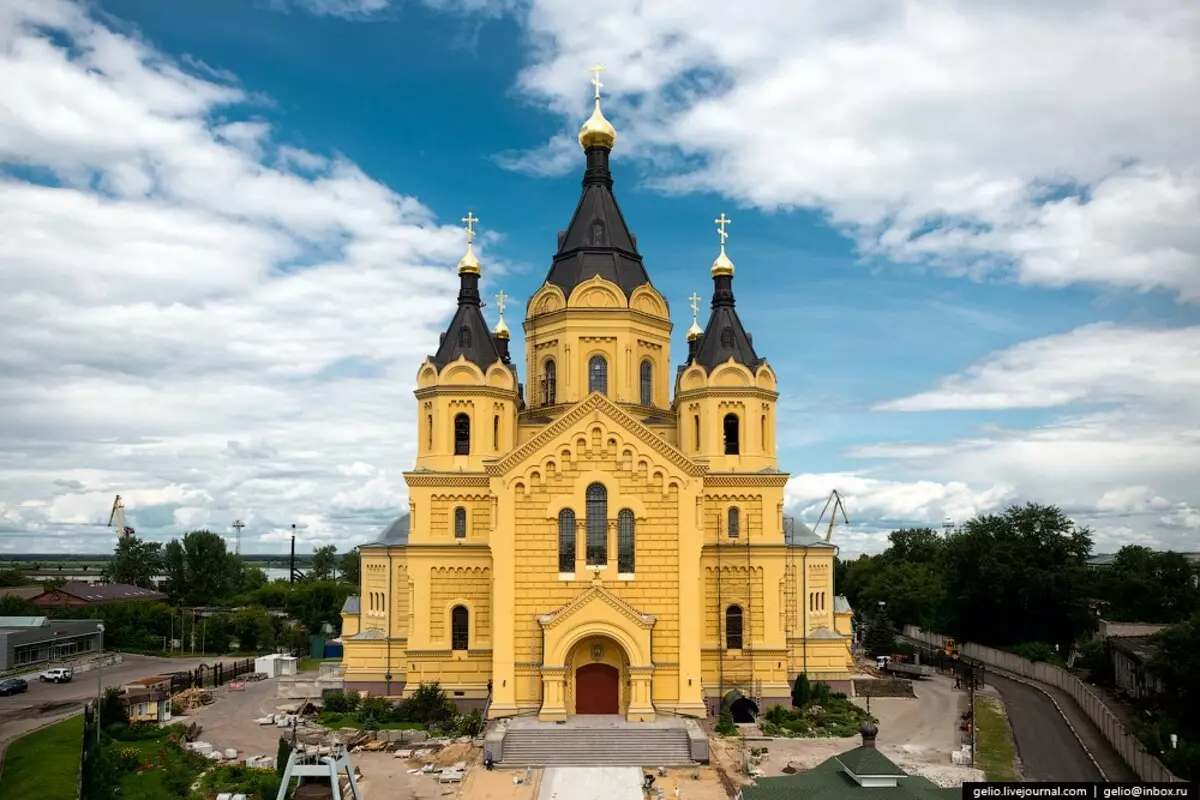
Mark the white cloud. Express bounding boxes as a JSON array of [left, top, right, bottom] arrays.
[[499, 0, 1200, 301], [0, 0, 505, 553]]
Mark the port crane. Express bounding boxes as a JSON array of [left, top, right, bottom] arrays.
[[108, 494, 135, 538], [811, 489, 849, 542]]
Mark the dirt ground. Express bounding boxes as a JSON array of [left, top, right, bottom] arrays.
[[747, 674, 985, 788], [176, 676, 290, 761]]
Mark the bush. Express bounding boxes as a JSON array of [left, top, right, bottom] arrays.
[[791, 674, 810, 708], [356, 696, 395, 729], [1077, 640, 1114, 684], [764, 704, 789, 725], [397, 682, 455, 725], [1009, 642, 1062, 665], [114, 746, 141, 772], [276, 737, 292, 776], [322, 690, 360, 714], [811, 680, 831, 705], [715, 708, 738, 736]]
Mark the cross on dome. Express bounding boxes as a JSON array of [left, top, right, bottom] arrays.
[[715, 213, 732, 247], [590, 62, 606, 101], [462, 211, 479, 245]]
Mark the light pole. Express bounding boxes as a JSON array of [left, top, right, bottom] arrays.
[[96, 622, 105, 746]]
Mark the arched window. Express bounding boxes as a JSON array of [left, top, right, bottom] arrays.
[[426, 414, 433, 449], [725, 605, 744, 650], [454, 413, 470, 455], [761, 414, 767, 450], [558, 509, 577, 573], [585, 482, 607, 566], [618, 509, 635, 573], [542, 359, 557, 405], [451, 605, 469, 651], [693, 415, 700, 451], [588, 355, 608, 396], [454, 507, 467, 539], [493, 415, 500, 451], [458, 326, 472, 347], [639, 360, 653, 406], [728, 507, 740, 539], [723, 413, 740, 455]]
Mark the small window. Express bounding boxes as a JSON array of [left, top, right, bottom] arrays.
[[720, 326, 735, 347], [451, 606, 469, 651], [639, 360, 653, 406], [454, 507, 466, 539], [618, 509, 635, 573], [726, 605, 744, 650], [728, 507, 740, 539], [426, 414, 433, 449], [542, 359, 557, 405], [454, 413, 470, 455], [693, 415, 700, 451], [723, 413, 740, 455], [761, 414, 767, 450], [493, 415, 500, 451], [558, 509, 576, 573], [458, 326, 472, 347], [588, 355, 608, 396], [586, 483, 608, 566]]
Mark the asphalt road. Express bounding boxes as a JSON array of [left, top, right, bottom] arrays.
[[0, 654, 239, 745], [989, 673, 1104, 782]]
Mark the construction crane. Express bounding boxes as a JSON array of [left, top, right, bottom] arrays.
[[811, 489, 849, 542], [108, 494, 135, 538]]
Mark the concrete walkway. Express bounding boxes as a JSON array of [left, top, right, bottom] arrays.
[[538, 767, 643, 800]]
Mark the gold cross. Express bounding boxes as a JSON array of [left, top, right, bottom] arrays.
[[494, 290, 508, 317], [590, 62, 607, 101], [462, 211, 479, 244], [715, 213, 732, 247], [689, 292, 702, 320]]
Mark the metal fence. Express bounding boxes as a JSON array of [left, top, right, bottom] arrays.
[[166, 657, 257, 695], [903, 625, 1185, 783]]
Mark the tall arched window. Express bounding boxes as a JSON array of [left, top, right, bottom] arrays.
[[426, 414, 433, 449], [493, 415, 500, 451], [761, 414, 767, 451], [542, 359, 557, 405], [639, 360, 653, 406], [454, 507, 467, 539], [723, 413, 740, 455], [728, 507, 740, 539], [725, 605, 744, 650], [558, 509, 576, 573], [588, 355, 608, 396], [458, 326, 472, 347], [693, 415, 700, 451], [451, 605, 469, 651], [585, 482, 607, 566], [454, 413, 470, 455], [618, 509, 635, 573]]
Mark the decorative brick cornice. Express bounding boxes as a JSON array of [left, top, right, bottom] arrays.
[[704, 473, 790, 488], [404, 472, 491, 487], [414, 386, 519, 401], [675, 387, 780, 402], [489, 392, 705, 478], [539, 584, 657, 631]]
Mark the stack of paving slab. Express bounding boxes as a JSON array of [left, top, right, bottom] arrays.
[[244, 755, 275, 769], [951, 745, 972, 765], [215, 793, 248, 800]]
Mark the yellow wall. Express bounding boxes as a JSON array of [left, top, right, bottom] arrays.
[[342, 272, 853, 719]]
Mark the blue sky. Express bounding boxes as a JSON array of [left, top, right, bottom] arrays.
[[0, 0, 1197, 556]]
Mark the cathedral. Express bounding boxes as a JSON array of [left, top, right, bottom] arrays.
[[340, 69, 854, 722]]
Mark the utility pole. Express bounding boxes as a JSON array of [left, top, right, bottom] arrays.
[[96, 622, 105, 745], [232, 519, 245, 556]]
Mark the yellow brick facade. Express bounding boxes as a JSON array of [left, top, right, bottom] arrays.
[[342, 107, 853, 720]]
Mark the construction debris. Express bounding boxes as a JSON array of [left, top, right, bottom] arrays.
[[171, 687, 214, 710]]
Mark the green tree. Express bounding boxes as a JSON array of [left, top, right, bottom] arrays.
[[0, 568, 32, 587], [0, 595, 39, 616], [864, 613, 897, 657], [310, 545, 338, 582], [285, 580, 354, 636], [103, 534, 162, 588], [1097, 547, 1200, 624], [232, 607, 276, 652], [791, 674, 810, 708], [941, 503, 1093, 649], [163, 530, 240, 605], [339, 548, 361, 586]]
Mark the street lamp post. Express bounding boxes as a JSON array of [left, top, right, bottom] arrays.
[[96, 622, 105, 746]]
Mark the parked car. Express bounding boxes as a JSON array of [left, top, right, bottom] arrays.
[[0, 677, 28, 695], [39, 667, 73, 684]]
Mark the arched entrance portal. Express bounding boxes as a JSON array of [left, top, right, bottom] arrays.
[[575, 663, 620, 714], [724, 689, 759, 723]]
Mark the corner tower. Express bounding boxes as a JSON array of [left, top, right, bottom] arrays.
[[523, 65, 674, 429], [414, 213, 521, 472], [675, 214, 779, 473]]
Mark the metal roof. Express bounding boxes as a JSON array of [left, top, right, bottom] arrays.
[[53, 582, 167, 602]]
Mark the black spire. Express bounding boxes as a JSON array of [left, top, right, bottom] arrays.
[[692, 269, 763, 372], [543, 145, 652, 299], [430, 265, 504, 372]]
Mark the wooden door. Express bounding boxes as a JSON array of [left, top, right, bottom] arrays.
[[575, 663, 619, 714]]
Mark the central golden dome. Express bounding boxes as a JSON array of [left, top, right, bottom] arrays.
[[579, 98, 617, 150]]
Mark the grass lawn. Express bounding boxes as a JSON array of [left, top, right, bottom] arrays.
[[0, 715, 84, 800], [316, 712, 423, 730], [974, 695, 1020, 781], [297, 656, 341, 672]]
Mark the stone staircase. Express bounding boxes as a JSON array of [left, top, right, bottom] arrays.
[[497, 721, 695, 767]]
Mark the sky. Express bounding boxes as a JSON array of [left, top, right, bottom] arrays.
[[0, 0, 1197, 558]]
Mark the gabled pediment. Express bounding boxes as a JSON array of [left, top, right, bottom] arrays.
[[538, 583, 656, 631], [486, 392, 705, 478]]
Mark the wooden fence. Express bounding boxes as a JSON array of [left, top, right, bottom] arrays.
[[903, 625, 1184, 783]]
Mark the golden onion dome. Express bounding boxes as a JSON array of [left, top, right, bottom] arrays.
[[579, 98, 617, 150], [711, 245, 735, 277], [492, 316, 511, 340], [686, 319, 704, 341], [457, 241, 481, 276]]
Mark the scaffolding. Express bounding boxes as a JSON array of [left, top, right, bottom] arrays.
[[783, 515, 799, 686]]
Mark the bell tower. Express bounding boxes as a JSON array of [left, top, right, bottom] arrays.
[[414, 212, 520, 472], [675, 213, 779, 473]]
